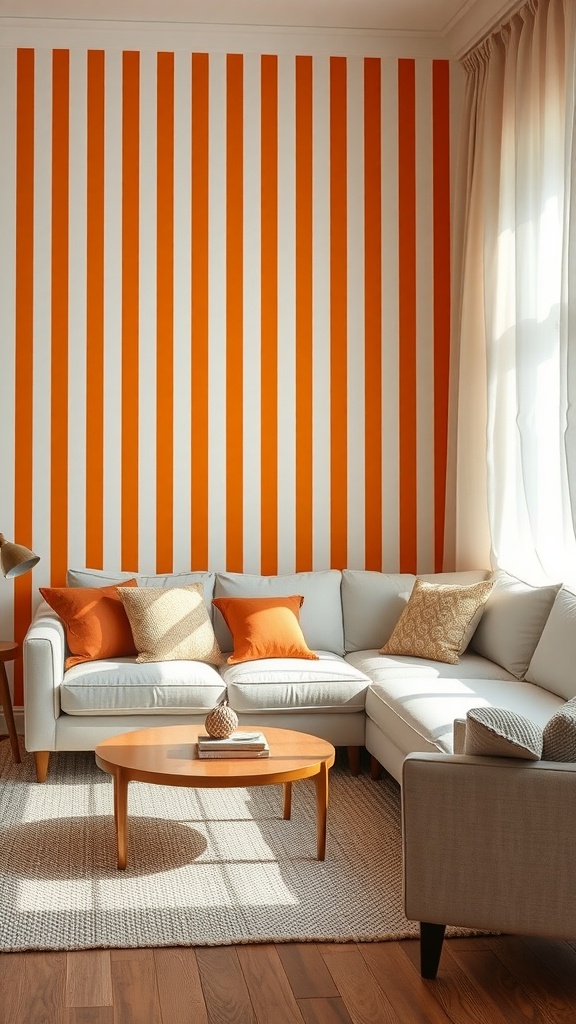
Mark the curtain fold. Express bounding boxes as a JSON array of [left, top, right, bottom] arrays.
[[453, 0, 576, 585]]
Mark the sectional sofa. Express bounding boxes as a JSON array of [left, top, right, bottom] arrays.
[[23, 565, 572, 784]]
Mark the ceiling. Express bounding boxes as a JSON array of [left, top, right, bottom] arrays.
[[0, 0, 523, 55]]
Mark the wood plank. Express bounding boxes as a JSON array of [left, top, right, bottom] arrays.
[[449, 946, 550, 1023], [64, 1007, 114, 1024], [521, 938, 576, 991], [0, 952, 25, 1023], [400, 939, 514, 1024], [298, 996, 354, 1024], [111, 956, 163, 1024], [275, 943, 339, 999], [236, 944, 305, 1024], [154, 947, 209, 1024], [195, 946, 257, 1024], [18, 951, 67, 1023], [486, 937, 576, 1021], [109, 948, 154, 961], [321, 946, 401, 1024], [360, 942, 453, 1023], [66, 950, 113, 1007]]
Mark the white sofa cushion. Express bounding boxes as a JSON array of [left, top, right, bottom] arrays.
[[342, 570, 490, 654], [60, 657, 225, 715], [470, 569, 560, 678], [364, 673, 563, 756], [221, 653, 370, 713], [214, 571, 344, 655], [341, 571, 415, 652], [67, 567, 216, 604], [526, 587, 576, 700], [346, 649, 515, 682]]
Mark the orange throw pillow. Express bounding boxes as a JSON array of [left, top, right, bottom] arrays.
[[40, 580, 138, 669], [212, 595, 319, 664]]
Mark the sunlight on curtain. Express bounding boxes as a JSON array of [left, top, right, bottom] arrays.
[[455, 0, 576, 586]]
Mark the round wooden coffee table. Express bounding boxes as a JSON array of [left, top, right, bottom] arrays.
[[95, 724, 335, 869]]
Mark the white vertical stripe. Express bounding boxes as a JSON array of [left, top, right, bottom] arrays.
[[67, 49, 87, 570], [381, 57, 400, 572], [242, 51, 261, 574], [102, 49, 123, 571], [277, 53, 297, 574], [207, 52, 227, 571], [415, 59, 435, 573], [311, 55, 331, 570], [32, 49, 53, 587], [172, 50, 192, 572], [0, 49, 17, 634], [138, 50, 158, 572], [346, 56, 366, 571]]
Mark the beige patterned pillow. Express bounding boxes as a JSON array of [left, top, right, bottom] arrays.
[[117, 584, 224, 665], [542, 698, 576, 762], [464, 706, 543, 760], [379, 578, 493, 665]]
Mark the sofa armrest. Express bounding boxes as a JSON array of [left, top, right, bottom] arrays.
[[402, 752, 576, 939], [23, 601, 65, 752]]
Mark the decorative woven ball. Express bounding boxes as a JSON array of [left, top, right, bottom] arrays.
[[204, 699, 239, 739]]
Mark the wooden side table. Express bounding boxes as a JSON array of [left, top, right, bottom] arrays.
[[0, 641, 22, 764]]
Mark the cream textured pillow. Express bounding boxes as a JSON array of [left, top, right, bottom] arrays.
[[464, 706, 543, 760], [379, 578, 493, 665], [117, 584, 224, 665], [542, 698, 576, 762]]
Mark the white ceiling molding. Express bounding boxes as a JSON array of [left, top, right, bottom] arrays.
[[0, 0, 522, 57]]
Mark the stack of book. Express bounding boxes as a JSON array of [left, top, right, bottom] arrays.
[[197, 731, 270, 759]]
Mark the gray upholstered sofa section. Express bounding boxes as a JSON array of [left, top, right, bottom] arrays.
[[23, 565, 573, 783]]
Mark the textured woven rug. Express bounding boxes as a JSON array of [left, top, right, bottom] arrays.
[[0, 740, 421, 952]]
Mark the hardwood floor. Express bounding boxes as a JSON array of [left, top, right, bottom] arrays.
[[2, 936, 576, 1023]]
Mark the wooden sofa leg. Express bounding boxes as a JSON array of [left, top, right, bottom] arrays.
[[370, 755, 383, 780], [347, 746, 361, 776], [34, 751, 50, 783], [420, 922, 446, 979]]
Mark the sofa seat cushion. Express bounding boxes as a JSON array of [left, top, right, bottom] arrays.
[[221, 653, 371, 714], [60, 658, 225, 715], [364, 672, 564, 756], [346, 649, 516, 682]]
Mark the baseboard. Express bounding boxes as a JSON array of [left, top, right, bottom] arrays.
[[0, 709, 24, 739]]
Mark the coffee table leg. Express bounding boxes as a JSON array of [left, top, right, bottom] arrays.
[[113, 769, 129, 870], [283, 781, 292, 820], [315, 760, 329, 861]]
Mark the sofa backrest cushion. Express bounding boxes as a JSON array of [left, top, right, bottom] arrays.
[[470, 569, 560, 678], [67, 567, 216, 604], [341, 571, 415, 653], [341, 570, 488, 654], [525, 587, 576, 700], [214, 570, 343, 655]]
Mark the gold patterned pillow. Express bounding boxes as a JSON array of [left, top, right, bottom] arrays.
[[117, 584, 224, 665], [379, 578, 493, 665]]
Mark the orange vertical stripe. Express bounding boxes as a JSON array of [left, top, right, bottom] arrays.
[[295, 55, 314, 572], [432, 60, 451, 572], [121, 51, 140, 572], [364, 58, 383, 571], [191, 52, 210, 570], [330, 57, 348, 569], [260, 54, 278, 575], [226, 54, 244, 572], [398, 58, 417, 573], [50, 49, 70, 587], [156, 51, 175, 573], [86, 49, 105, 570], [14, 48, 35, 706]]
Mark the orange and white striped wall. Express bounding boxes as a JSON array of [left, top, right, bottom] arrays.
[[0, 27, 463, 703]]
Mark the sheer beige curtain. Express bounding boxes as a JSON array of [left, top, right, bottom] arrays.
[[451, 0, 576, 585]]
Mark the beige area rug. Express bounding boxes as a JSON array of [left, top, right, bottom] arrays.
[[1, 741, 423, 952]]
